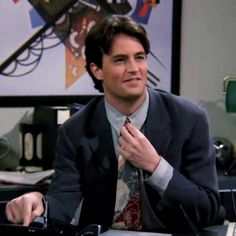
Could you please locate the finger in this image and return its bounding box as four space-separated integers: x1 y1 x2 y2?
6 201 23 224
119 124 140 150
31 201 45 221
22 203 35 226
23 211 32 226
5 204 18 223
119 145 129 158
120 125 135 142
118 134 126 147
125 123 143 138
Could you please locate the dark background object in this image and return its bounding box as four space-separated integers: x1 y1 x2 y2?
19 123 44 167
33 105 81 170
214 136 236 177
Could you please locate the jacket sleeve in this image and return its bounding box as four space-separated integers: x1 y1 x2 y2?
145 105 225 231
45 125 83 223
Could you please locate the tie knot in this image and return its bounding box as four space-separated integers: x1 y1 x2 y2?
124 117 130 125
119 117 130 136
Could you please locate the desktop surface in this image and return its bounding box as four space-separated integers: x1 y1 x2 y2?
100 224 234 236
100 225 229 236
101 229 170 235
0 222 232 236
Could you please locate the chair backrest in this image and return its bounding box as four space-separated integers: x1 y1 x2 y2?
223 76 236 113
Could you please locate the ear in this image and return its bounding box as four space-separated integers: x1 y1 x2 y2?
90 63 103 81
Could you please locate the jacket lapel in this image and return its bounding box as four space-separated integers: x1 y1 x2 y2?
77 97 118 229
145 89 173 158
140 89 173 230
88 98 118 174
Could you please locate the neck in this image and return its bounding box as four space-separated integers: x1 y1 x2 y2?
105 90 147 116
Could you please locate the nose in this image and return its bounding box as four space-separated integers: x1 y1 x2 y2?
126 58 138 73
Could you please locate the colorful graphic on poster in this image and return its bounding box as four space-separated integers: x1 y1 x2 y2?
0 0 173 96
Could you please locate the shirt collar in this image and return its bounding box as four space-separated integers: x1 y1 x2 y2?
105 91 149 135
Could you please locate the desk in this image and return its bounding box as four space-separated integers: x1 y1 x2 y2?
0 224 231 236
218 174 236 190
218 173 236 221
101 224 230 236
101 230 170 235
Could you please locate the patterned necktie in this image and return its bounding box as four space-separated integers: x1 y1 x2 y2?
112 117 142 230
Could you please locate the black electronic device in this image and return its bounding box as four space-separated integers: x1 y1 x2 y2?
214 137 235 171
0 220 102 236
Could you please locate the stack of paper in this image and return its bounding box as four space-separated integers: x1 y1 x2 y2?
0 169 55 185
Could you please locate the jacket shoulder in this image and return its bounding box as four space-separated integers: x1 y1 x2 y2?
61 95 104 132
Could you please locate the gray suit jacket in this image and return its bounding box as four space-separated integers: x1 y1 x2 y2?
45 89 224 232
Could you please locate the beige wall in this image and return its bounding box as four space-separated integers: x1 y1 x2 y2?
180 0 236 147
180 0 236 102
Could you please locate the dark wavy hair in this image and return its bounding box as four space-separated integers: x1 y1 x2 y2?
85 15 150 93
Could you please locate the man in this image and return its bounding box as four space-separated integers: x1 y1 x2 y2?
5 15 224 233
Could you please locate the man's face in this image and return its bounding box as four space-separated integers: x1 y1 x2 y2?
92 34 148 104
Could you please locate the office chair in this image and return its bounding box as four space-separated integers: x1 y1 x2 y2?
223 76 236 113
219 76 236 222
222 76 236 174
214 76 236 175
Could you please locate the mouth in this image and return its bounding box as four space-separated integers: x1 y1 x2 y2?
123 77 141 83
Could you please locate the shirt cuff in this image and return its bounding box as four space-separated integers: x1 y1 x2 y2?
42 196 48 228
144 157 173 196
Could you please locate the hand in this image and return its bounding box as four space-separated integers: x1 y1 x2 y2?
5 191 44 226
119 122 161 173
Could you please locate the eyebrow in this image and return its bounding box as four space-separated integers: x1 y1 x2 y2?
111 51 146 59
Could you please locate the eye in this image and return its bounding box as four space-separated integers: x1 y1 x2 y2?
114 57 125 64
136 54 146 61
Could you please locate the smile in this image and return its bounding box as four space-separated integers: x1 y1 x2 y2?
123 78 140 83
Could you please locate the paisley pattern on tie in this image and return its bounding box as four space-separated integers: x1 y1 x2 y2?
112 158 142 230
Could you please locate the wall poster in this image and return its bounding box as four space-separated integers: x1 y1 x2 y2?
0 0 181 107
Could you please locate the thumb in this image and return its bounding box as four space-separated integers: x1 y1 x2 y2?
23 201 44 226
22 209 33 226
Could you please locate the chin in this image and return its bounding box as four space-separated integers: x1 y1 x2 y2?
123 90 145 100
126 87 146 96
